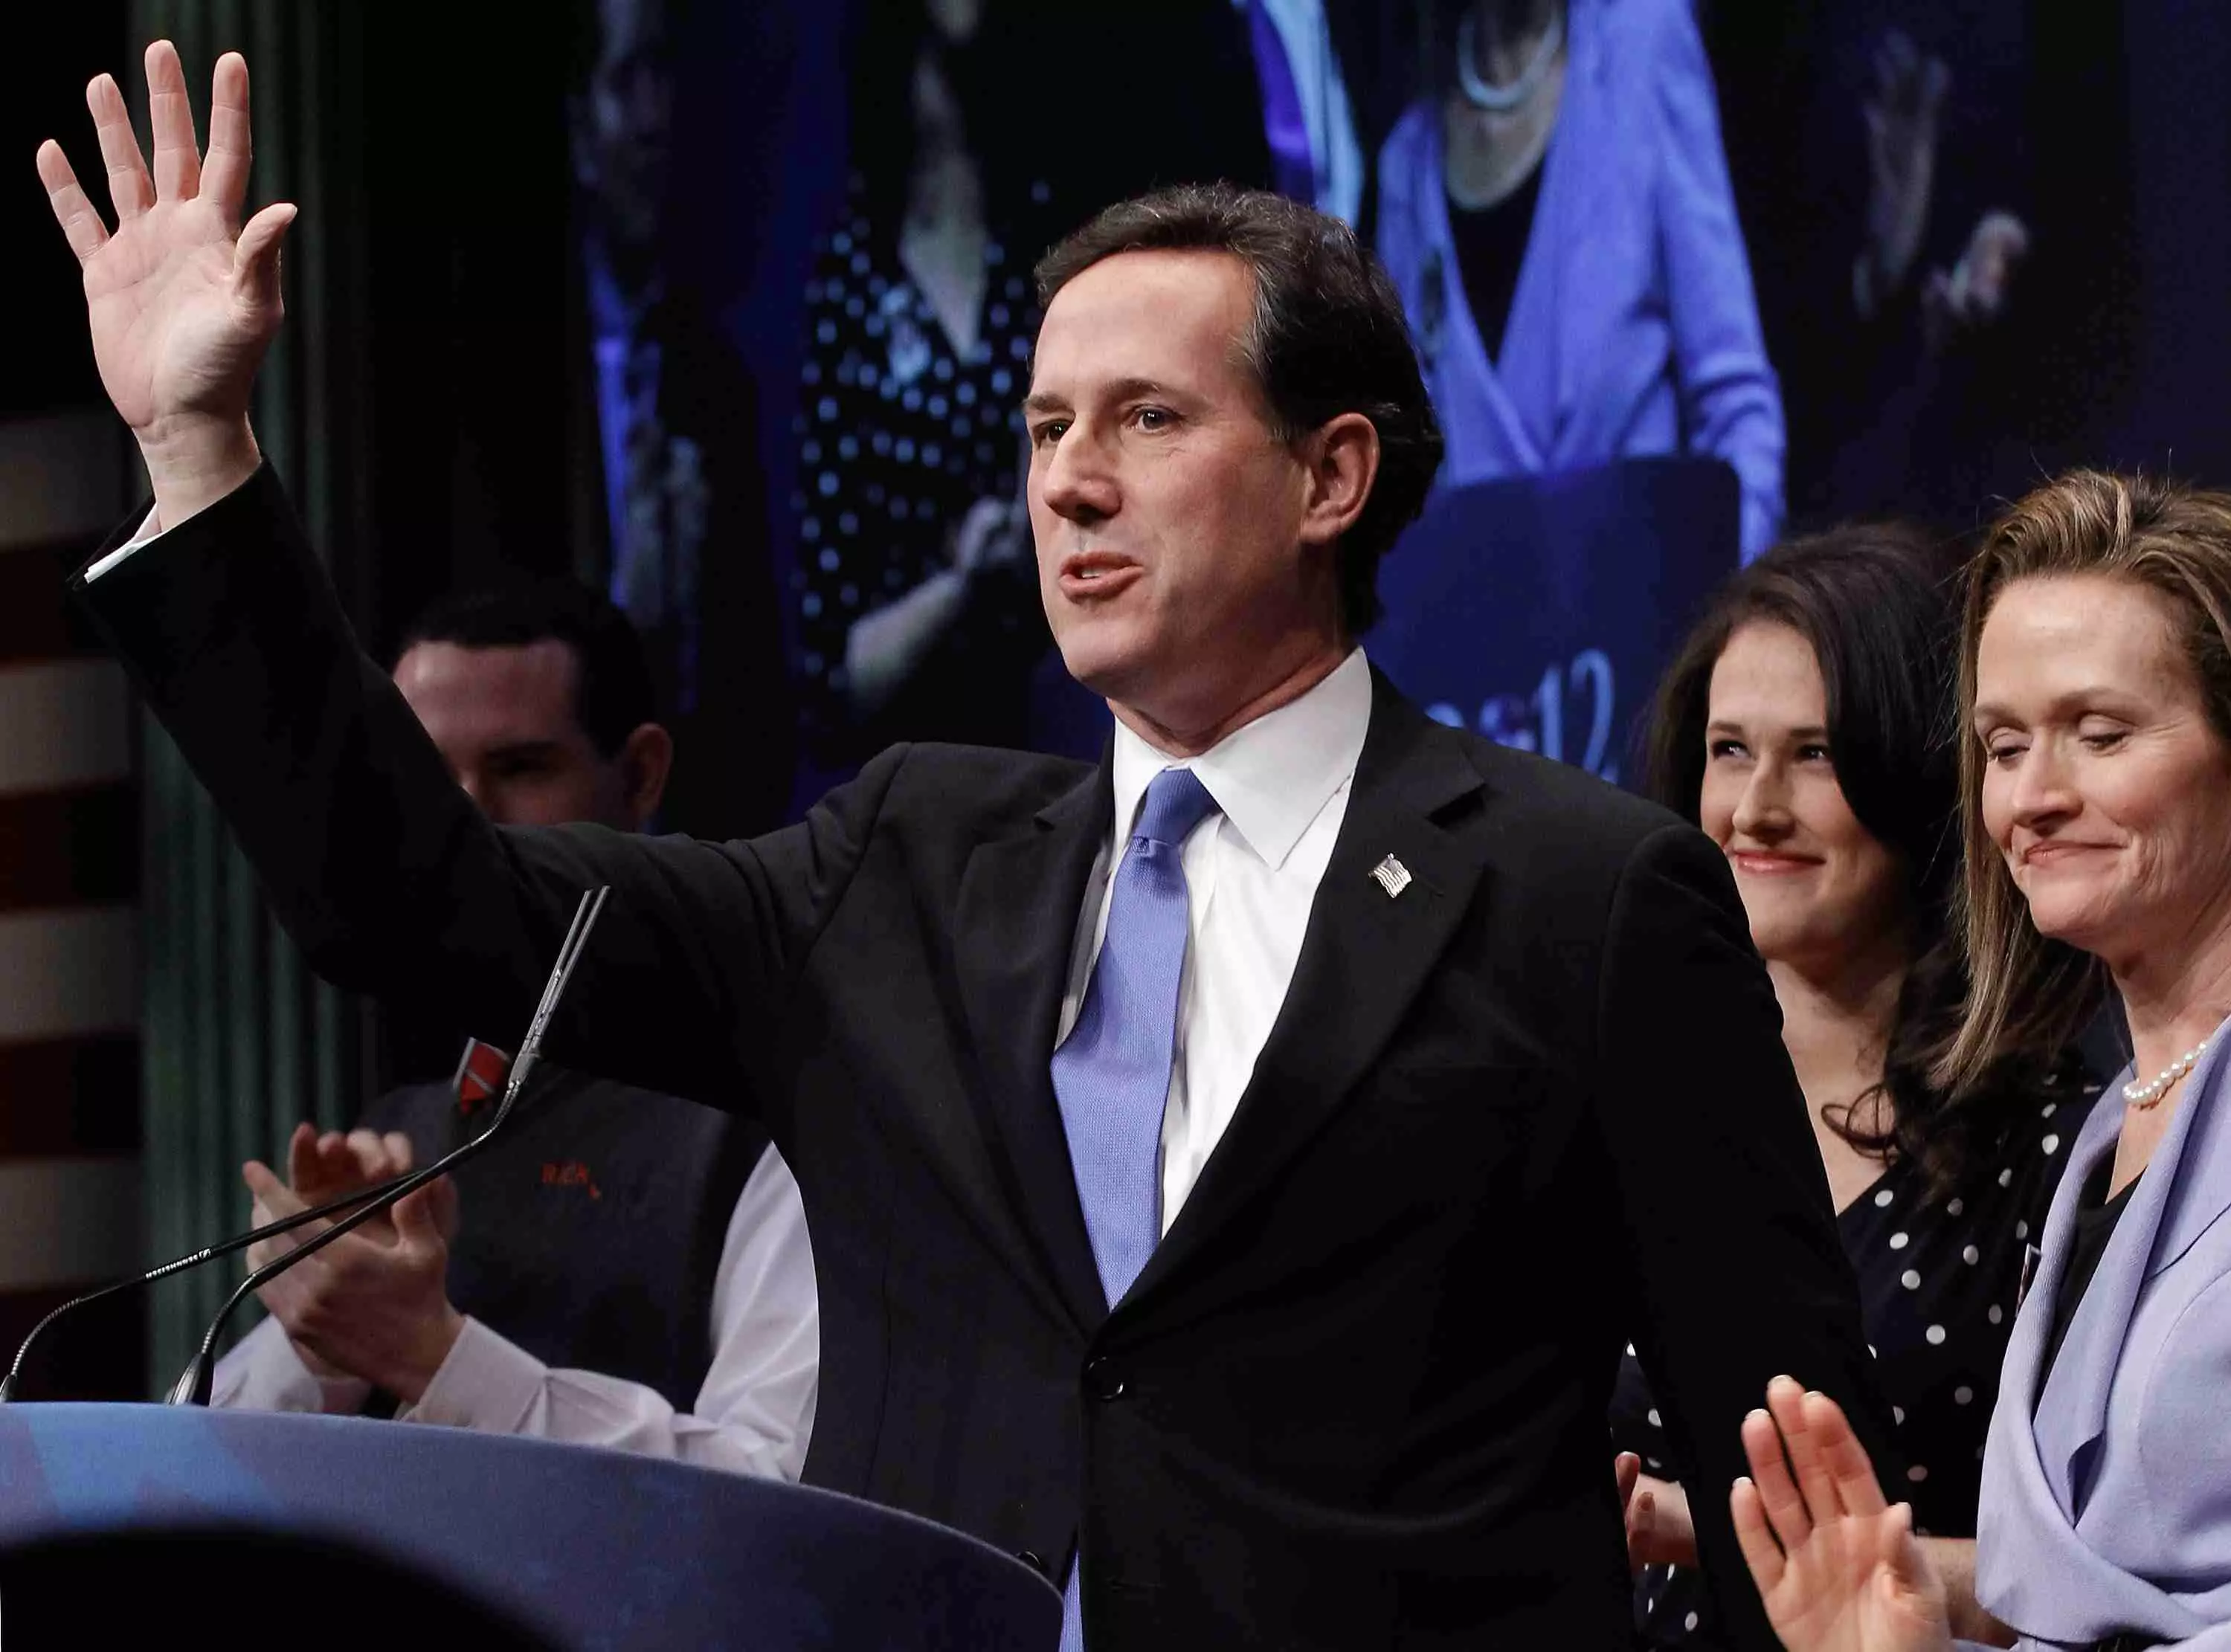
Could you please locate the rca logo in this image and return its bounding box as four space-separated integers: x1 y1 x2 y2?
540 1161 603 1200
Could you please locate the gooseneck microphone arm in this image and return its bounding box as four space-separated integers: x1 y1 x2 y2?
1 1030 514 1403
0 1169 426 1404
164 885 611 1407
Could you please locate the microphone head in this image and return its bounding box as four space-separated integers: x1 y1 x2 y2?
451 1039 513 1116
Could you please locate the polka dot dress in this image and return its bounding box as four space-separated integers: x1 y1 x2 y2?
790 174 1052 755
1609 1073 2103 1648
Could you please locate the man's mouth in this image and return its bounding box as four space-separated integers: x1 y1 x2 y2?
1058 552 1142 598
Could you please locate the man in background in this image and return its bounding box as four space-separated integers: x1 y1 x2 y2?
216 581 818 1479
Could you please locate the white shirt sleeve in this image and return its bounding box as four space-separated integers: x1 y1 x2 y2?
399 1141 819 1481
83 507 168 582
212 1311 376 1416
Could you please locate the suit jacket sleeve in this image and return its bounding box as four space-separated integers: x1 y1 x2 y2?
1594 824 1899 1652
70 466 897 1124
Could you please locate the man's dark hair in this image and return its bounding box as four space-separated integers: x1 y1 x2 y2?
396 580 658 758
1034 183 1445 635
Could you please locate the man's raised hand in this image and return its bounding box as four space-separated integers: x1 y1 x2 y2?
35 42 294 526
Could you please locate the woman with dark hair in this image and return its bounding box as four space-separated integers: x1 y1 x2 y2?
1610 527 2099 1648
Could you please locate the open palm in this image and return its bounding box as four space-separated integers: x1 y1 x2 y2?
35 42 292 453
1732 1379 1953 1652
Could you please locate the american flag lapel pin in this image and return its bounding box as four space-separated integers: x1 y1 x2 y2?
1371 854 1412 899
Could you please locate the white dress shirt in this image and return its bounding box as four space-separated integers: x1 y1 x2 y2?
1060 648 1371 1234
215 1140 820 1482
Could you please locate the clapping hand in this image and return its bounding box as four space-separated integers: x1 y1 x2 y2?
35 42 294 526
245 1122 459 1253
241 1123 464 1402
1731 1376 1954 1652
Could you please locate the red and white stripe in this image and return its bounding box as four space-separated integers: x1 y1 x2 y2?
0 410 145 1396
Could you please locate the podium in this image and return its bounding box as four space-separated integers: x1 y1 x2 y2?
0 1404 1061 1648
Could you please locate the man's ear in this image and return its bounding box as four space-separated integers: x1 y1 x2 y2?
616 722 675 827
1297 413 1380 550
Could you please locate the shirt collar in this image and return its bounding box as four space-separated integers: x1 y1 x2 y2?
1109 648 1373 871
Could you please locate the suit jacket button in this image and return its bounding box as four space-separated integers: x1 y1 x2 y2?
1083 1358 1125 1401
1015 1549 1049 1578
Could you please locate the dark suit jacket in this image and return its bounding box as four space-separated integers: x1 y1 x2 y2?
80 468 1893 1651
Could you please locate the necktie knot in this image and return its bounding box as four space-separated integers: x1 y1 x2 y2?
1133 767 1220 851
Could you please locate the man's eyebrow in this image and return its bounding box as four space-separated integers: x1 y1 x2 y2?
1023 378 1185 416
1103 376 1179 404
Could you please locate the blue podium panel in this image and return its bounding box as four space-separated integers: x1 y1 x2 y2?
1367 458 1742 788
0 1405 1060 1651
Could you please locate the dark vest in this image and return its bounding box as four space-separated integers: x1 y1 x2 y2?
364 1064 765 1410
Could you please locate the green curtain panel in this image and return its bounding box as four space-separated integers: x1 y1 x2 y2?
129 0 379 1391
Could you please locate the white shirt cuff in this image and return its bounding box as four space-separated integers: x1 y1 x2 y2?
82 506 167 583
402 1315 547 1434
212 1313 376 1416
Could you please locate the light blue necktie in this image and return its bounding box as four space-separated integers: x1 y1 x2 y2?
1050 766 1220 1652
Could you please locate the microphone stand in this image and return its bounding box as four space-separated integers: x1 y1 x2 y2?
0 1038 515 1404
161 885 611 1408
0 1178 406 1404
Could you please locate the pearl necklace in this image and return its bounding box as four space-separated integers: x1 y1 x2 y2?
1455 4 1565 114
2124 1035 2215 1109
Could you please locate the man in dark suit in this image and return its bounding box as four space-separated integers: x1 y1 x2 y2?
41 45 1890 1648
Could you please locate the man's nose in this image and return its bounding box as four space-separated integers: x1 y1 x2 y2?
1036 430 1118 523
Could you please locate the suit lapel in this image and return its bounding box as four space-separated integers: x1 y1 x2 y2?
2034 1036 2231 1511
1129 677 1491 1306
952 758 1115 1335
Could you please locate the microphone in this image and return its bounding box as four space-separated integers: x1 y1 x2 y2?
0 1036 512 1404
167 885 611 1406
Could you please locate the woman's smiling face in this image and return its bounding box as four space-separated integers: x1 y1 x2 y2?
1972 573 2231 969
1699 622 1909 972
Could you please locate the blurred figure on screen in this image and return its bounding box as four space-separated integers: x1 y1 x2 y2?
1239 0 1367 224
570 0 793 833
216 581 818 1480
793 0 1275 764
1703 6 2136 537
1374 0 1785 560
791 0 1046 761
